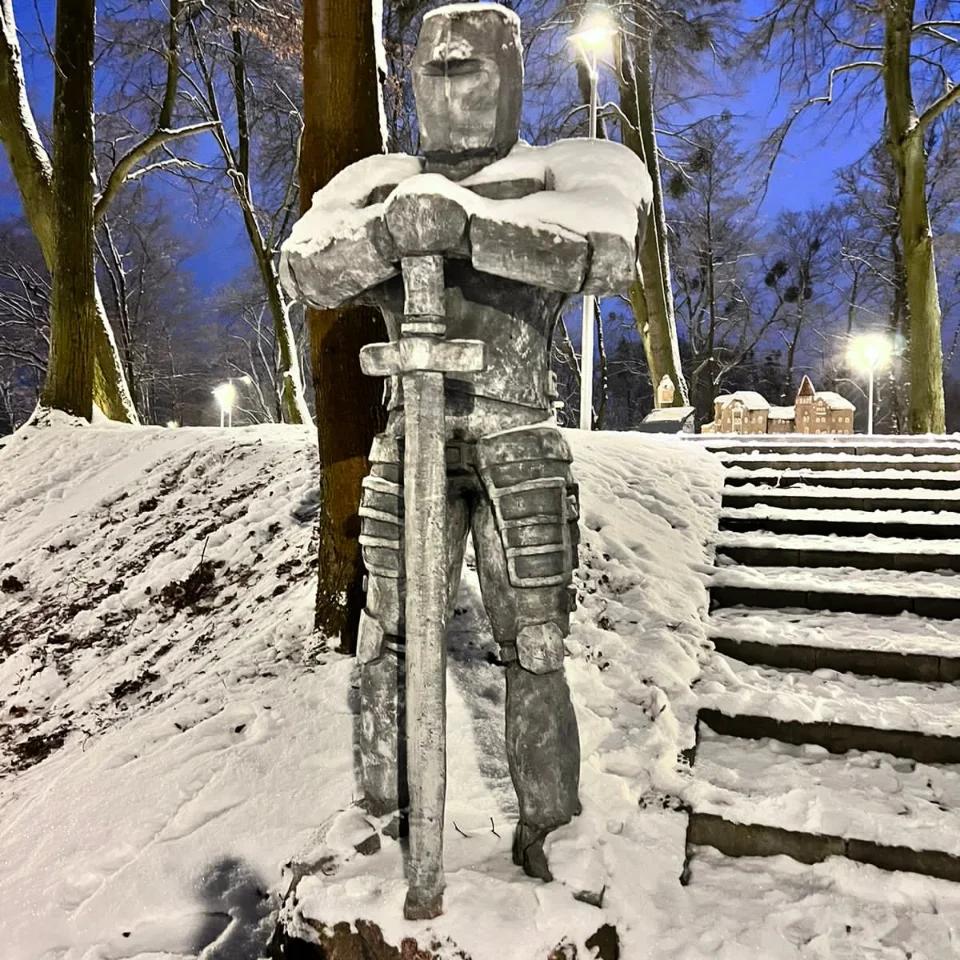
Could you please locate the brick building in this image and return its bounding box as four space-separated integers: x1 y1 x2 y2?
702 376 855 434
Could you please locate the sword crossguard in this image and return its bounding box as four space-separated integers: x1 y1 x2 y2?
359 338 485 377
358 252 487 378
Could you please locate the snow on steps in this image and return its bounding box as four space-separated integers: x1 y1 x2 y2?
718 453 960 471
685 726 960 883
697 655 960 748
677 846 960 958
708 606 960 682
722 484 960 514
715 529 960 573
711 561 960 618
724 467 960 490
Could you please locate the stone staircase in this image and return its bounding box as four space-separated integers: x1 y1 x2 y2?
683 436 960 887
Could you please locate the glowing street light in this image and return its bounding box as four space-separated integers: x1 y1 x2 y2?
213 381 238 428
847 332 893 435
569 6 617 432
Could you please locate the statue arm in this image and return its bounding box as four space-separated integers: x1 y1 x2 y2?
468 139 653 295
280 153 423 310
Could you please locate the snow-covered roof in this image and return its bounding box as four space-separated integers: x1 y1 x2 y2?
715 391 769 411
815 391 855 411
768 406 795 420
644 406 695 422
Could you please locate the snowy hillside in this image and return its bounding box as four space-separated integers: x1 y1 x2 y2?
0 418 719 959
6 421 960 958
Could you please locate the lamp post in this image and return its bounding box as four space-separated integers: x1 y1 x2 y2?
847 333 892 435
213 381 238 428
570 8 616 431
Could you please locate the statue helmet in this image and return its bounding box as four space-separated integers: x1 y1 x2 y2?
412 3 523 175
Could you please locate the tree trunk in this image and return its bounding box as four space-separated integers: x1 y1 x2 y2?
228 1 310 426
594 301 608 428
302 0 387 651
617 25 688 406
883 0 945 433
41 0 96 418
0 0 137 422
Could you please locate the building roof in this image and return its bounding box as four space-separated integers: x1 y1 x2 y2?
796 375 815 398
768 406 796 420
715 391 769 411
815 390 855 411
643 406 695 423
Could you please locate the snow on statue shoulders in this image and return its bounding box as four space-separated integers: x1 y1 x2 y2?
280 138 650 309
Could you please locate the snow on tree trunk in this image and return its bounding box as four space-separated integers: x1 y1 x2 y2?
301 0 388 650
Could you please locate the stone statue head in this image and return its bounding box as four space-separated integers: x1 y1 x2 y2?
412 3 523 179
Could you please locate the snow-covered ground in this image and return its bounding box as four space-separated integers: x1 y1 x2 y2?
4 419 960 959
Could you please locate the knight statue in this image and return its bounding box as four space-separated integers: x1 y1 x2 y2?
281 1 651 920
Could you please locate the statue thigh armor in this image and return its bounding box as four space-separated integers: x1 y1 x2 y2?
473 425 581 833
355 426 581 833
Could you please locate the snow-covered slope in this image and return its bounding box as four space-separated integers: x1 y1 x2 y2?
0 420 723 959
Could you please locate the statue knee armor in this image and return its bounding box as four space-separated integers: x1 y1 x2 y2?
476 424 581 675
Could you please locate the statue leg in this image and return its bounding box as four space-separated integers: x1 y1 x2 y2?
356 435 471 817
472 426 582 880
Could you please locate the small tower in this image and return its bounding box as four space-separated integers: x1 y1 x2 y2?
657 374 675 408
795 375 815 433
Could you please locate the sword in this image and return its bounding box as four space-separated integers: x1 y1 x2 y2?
360 253 485 920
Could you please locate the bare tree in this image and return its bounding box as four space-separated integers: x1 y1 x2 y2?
182 0 311 425
0 0 213 422
750 0 960 432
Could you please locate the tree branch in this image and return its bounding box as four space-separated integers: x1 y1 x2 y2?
94 121 218 220
916 82 960 134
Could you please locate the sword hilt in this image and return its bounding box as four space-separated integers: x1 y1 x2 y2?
358 253 485 378
401 255 446 338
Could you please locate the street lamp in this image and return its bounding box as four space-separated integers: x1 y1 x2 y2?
213 381 238 428
570 7 616 431
847 332 893 435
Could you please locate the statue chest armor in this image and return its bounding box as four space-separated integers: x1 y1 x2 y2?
379 262 567 427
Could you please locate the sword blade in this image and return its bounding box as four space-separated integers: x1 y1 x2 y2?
401 266 448 920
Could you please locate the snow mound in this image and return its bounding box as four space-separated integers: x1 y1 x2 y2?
0 422 721 959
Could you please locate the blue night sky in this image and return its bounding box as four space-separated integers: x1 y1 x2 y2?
3 0 882 297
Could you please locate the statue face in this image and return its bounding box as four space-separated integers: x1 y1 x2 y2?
412 5 522 172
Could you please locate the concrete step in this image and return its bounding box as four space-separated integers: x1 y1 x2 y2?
697 656 960 754
718 514 960 539
722 489 960 513
724 470 960 490
711 583 960 618
685 724 960 884
705 442 960 457
709 607 960 683
716 541 960 574
722 456 960 473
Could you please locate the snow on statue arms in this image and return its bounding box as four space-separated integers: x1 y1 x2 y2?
280 10 651 311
